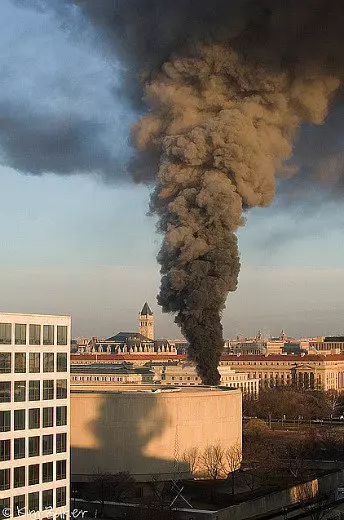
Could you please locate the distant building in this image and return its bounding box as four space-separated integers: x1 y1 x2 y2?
227 339 285 356
138 302 154 340
154 362 259 396
0 312 70 519
70 363 154 386
220 354 344 391
309 336 344 355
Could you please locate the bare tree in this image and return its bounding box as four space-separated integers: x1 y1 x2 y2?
200 445 226 480
88 471 135 515
182 447 200 477
224 443 242 494
283 438 306 479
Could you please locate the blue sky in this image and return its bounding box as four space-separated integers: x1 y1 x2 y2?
1 0 344 339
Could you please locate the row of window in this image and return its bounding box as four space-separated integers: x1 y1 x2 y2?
0 460 67 490
0 323 68 346
0 433 67 463
0 406 67 432
0 433 67 461
0 379 67 403
0 352 67 374
0 488 67 518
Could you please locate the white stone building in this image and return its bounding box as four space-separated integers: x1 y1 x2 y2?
0 313 70 519
155 362 259 396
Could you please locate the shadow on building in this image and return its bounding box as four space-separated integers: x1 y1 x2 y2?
70 387 190 486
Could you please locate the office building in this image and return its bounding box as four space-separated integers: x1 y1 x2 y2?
0 313 70 519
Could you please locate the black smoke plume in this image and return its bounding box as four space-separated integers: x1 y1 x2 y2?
9 0 344 384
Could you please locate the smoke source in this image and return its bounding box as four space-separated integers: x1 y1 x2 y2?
11 0 344 384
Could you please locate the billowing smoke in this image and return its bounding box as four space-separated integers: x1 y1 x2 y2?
7 0 344 384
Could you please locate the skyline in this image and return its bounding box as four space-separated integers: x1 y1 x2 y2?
1 0 344 340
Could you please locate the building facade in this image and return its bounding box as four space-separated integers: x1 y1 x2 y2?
70 364 154 386
71 386 242 482
155 362 259 396
309 337 344 355
220 354 344 391
0 313 70 519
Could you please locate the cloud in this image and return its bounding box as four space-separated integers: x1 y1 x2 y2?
0 0 132 180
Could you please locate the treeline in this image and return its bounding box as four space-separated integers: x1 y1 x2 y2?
244 388 344 420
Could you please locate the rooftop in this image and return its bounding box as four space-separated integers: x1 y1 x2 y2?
104 331 153 343
70 384 240 395
140 302 153 316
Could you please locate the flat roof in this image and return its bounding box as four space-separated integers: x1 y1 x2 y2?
70 384 240 395
0 312 70 319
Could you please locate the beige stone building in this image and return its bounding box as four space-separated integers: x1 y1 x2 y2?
220 354 344 391
155 362 259 396
70 364 154 386
70 386 242 482
309 337 344 355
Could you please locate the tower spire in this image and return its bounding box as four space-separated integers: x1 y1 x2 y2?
139 302 154 340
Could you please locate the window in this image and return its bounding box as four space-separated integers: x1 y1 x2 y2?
29 353 40 373
0 382 11 403
57 353 67 372
28 437 40 457
0 411 10 433
14 438 25 459
0 440 10 461
43 324 54 345
28 465 39 486
15 324 26 345
28 492 39 512
14 381 26 402
14 353 26 373
29 324 41 345
42 489 53 510
42 435 53 456
0 353 11 373
14 410 25 431
57 326 67 345
42 462 53 483
43 407 54 428
56 433 67 453
13 495 25 517
56 380 67 399
56 460 66 480
0 469 10 491
43 380 54 400
0 499 10 520
0 323 11 344
29 408 40 429
56 406 67 426
29 381 40 401
43 353 54 372
56 487 66 507
13 467 25 488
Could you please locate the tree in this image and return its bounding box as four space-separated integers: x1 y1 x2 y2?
224 443 242 494
182 447 200 477
200 445 226 480
88 471 135 515
244 418 269 437
283 438 307 479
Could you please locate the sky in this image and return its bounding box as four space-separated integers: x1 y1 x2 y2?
1 0 344 340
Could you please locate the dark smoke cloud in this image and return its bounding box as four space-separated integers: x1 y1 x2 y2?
7 0 344 384
1 0 131 180
0 102 122 178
